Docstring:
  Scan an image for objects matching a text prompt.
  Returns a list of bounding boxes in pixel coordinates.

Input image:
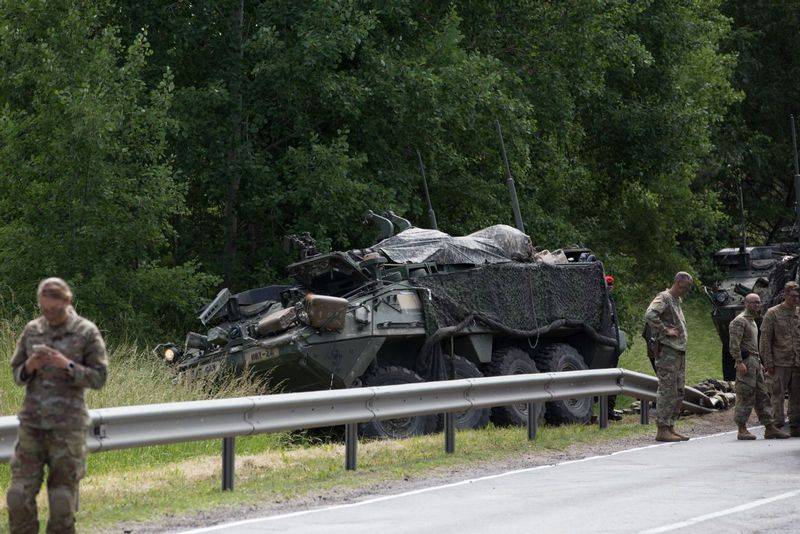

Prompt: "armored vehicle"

[156,218,622,439]
[705,245,792,379]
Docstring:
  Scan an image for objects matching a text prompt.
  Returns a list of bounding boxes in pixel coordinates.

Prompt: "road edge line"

[638,487,800,533]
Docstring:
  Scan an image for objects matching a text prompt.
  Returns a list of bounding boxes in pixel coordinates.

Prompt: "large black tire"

[438,356,491,431]
[535,343,593,425]
[359,365,437,439]
[483,346,544,426]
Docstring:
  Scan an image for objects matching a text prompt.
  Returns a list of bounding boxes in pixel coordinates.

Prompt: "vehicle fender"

[343,337,386,387]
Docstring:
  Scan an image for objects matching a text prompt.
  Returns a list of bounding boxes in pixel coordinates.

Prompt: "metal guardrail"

[0,368,713,490]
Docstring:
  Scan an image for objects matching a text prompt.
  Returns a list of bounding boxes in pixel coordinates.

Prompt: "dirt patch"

[111,409,742,533]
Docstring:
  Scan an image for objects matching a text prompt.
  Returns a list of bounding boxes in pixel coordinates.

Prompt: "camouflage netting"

[413,261,617,379]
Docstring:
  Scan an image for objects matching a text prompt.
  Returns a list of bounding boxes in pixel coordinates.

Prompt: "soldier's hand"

[42,348,72,370]
[24,353,46,374]
[665,327,679,337]
[765,366,775,377]
[736,362,748,376]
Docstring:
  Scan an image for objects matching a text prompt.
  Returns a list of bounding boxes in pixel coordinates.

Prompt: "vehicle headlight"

[153,342,181,363]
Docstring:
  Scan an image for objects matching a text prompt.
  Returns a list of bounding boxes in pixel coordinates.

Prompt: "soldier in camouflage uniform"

[729,293,789,440]
[645,272,692,442]
[6,278,108,534]
[759,281,800,436]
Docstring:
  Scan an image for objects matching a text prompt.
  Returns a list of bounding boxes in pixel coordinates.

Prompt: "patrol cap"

[37,277,73,301]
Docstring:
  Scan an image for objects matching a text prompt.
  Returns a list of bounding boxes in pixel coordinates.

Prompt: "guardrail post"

[345,423,358,470]
[640,398,650,425]
[599,396,609,429]
[444,336,456,454]
[444,412,456,453]
[527,402,538,440]
[222,437,235,491]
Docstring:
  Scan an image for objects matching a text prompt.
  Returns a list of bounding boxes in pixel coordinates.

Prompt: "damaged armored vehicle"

[156,214,621,439]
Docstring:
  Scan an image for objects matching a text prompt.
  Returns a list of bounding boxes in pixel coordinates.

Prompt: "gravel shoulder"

[114,409,740,533]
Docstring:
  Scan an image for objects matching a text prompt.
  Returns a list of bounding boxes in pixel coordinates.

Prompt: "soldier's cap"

[37,277,73,301]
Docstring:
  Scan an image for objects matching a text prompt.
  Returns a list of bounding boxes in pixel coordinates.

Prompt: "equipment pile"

[622,377,736,415]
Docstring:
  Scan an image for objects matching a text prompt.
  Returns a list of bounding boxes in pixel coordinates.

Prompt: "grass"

[0,296,723,531]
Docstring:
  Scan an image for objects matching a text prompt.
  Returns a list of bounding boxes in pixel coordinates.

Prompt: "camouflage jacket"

[644,290,687,352]
[759,304,800,368]
[729,309,759,363]
[10,307,108,430]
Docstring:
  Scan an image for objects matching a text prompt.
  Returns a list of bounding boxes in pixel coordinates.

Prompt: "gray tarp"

[374,224,534,264]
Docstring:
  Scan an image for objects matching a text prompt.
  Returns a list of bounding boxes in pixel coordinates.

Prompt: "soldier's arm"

[10,328,31,385]
[728,318,744,363]
[644,295,668,335]
[759,311,775,368]
[68,326,108,389]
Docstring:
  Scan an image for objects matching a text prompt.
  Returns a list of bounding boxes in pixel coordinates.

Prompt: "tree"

[0,0,216,334]
[114,1,534,289]
[706,1,800,246]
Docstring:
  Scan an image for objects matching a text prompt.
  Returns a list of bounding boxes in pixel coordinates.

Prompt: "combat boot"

[764,425,790,439]
[737,424,756,440]
[789,426,800,437]
[656,425,682,442]
[669,426,690,441]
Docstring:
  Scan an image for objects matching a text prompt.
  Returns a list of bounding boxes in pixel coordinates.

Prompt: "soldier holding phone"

[6,278,108,534]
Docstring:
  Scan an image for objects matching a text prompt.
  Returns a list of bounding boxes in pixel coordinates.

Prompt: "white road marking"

[638,488,800,533]
[178,427,749,533]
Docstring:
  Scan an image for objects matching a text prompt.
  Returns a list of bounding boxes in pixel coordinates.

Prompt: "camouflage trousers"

[6,426,86,534]
[733,356,773,426]
[655,345,685,427]
[770,366,800,429]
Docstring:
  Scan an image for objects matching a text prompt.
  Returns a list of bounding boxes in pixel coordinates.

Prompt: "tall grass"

[0,313,281,495]
[0,318,265,417]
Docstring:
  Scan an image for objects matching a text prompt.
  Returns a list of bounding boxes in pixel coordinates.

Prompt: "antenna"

[792,115,800,235]
[416,149,438,230]
[737,181,748,265]
[495,120,525,233]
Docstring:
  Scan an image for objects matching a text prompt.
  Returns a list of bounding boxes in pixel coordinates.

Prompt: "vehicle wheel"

[438,355,491,431]
[359,365,437,439]
[535,343,593,425]
[483,346,544,426]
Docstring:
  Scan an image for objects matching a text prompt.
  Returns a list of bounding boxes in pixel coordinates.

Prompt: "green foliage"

[0,0,764,334]
[0,0,217,336]
[704,1,800,248]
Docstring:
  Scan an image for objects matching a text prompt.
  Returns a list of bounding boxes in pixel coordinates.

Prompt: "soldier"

[645,272,692,442]
[6,278,108,534]
[760,281,800,436]
[729,293,789,440]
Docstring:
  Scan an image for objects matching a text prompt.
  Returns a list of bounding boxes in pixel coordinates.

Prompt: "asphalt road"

[182,427,800,534]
